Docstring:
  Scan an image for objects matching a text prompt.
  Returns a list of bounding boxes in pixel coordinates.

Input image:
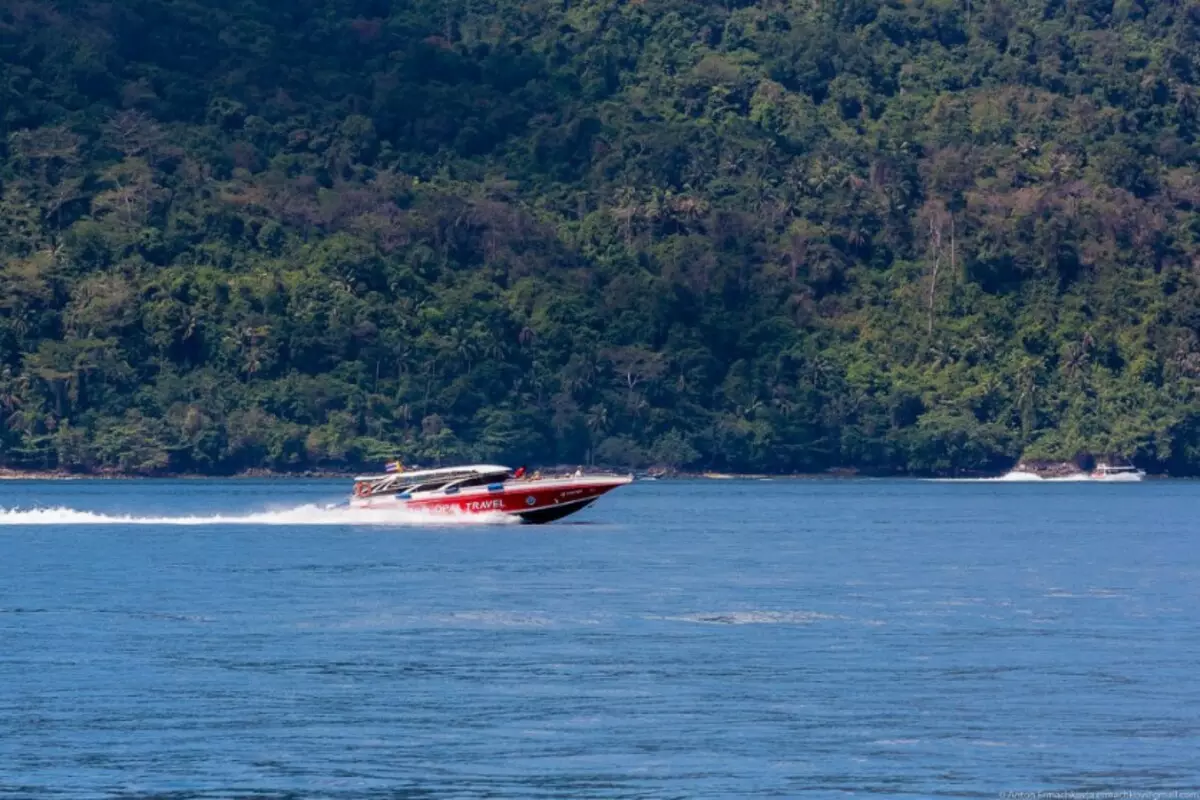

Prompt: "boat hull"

[349,475,632,523]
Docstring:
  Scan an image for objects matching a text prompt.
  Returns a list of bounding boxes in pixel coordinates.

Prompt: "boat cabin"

[1092,463,1140,475]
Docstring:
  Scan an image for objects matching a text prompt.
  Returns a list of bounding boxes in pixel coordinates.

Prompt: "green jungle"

[3,0,1200,476]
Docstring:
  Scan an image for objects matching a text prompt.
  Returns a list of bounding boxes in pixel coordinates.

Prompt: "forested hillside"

[3,0,1200,475]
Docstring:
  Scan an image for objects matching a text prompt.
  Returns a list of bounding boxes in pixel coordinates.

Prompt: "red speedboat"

[348,464,633,523]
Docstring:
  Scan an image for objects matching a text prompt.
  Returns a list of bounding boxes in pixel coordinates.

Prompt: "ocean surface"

[2,478,1199,799]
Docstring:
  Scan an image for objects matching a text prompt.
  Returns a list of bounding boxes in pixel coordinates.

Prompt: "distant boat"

[1089,463,1145,482]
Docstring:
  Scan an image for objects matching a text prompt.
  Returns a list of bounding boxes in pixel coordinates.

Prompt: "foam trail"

[0,504,518,526]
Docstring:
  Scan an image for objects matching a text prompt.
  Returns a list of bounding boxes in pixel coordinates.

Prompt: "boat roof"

[353,464,511,482]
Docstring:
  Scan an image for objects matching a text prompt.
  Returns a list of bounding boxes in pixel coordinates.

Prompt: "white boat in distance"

[1089,463,1146,482]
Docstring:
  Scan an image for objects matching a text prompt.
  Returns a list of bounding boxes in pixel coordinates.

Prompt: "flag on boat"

[384,461,403,473]
[513,466,526,479]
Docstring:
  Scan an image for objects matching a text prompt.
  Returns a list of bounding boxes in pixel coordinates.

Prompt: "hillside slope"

[3,0,1200,475]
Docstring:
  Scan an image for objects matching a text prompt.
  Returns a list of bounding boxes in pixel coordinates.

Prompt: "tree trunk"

[927,252,940,337]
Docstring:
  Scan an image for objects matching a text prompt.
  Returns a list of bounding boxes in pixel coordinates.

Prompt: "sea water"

[1,478,1198,798]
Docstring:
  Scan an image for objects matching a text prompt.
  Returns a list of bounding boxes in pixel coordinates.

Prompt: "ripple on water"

[655,610,847,625]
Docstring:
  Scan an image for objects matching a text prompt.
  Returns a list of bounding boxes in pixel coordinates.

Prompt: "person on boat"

[573,467,582,477]
[531,470,542,481]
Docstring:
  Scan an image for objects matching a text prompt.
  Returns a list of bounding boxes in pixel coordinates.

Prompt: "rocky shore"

[1010,460,1086,478]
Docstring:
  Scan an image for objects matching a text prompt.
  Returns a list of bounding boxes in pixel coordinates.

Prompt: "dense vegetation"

[3,0,1200,475]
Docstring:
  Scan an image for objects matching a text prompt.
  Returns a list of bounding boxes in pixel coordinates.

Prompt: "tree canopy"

[2,0,1200,475]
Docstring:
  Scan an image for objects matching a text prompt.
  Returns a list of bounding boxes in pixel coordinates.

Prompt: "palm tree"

[585,404,610,465]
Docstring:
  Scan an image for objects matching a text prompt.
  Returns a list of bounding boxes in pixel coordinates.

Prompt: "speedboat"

[348,464,633,523]
[1089,463,1146,482]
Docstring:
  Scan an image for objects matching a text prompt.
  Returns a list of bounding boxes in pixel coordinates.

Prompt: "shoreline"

[0,467,1177,481]
[0,468,364,481]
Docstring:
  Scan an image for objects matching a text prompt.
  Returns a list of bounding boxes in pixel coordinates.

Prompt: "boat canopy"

[353,464,512,483]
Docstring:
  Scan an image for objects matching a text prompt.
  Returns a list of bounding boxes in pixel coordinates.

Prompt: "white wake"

[928,471,1092,483]
[0,503,518,526]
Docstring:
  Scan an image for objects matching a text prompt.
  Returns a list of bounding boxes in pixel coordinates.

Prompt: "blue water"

[2,478,1199,798]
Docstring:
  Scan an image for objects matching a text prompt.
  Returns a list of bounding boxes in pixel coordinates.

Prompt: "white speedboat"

[1089,463,1146,482]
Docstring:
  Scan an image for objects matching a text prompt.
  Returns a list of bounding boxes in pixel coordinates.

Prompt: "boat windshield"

[447,474,505,490]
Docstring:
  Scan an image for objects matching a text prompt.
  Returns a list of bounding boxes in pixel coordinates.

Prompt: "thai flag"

[385,461,402,473]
